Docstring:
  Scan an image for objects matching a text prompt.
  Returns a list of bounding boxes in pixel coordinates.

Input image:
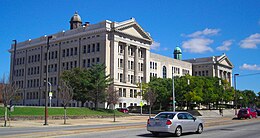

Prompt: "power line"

[236,72,260,77]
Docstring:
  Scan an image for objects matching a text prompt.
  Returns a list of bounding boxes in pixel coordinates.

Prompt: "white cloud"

[182,38,214,53]
[216,40,233,51]
[240,64,260,71]
[185,28,220,38]
[239,33,260,49]
[150,41,160,50]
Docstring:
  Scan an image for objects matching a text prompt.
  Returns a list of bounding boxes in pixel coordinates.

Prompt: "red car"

[117,108,129,113]
[237,108,257,119]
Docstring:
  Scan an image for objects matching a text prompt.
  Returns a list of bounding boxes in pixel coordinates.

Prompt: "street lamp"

[44,35,53,125]
[44,80,52,107]
[234,73,239,116]
[172,52,175,112]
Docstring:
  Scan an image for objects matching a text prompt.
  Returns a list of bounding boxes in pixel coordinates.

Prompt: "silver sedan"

[147,112,204,137]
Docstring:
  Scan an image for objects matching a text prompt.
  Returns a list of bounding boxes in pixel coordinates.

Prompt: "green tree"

[185,76,203,110]
[148,78,172,110]
[61,68,89,106]
[87,64,113,110]
[174,75,190,110]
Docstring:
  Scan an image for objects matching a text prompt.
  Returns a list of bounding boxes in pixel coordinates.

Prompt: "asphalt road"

[58,121,260,138]
[1,118,260,138]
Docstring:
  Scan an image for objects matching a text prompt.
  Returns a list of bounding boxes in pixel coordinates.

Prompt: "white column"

[134,46,139,83]
[144,49,150,83]
[230,72,233,86]
[110,40,119,81]
[124,44,129,82]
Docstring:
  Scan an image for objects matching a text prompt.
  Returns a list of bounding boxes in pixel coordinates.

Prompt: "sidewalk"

[3,115,148,128]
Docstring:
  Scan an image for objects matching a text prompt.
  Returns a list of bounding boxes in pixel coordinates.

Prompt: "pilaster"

[124,44,129,82]
[134,46,139,83]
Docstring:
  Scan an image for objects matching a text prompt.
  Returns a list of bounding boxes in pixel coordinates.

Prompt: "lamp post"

[234,73,239,116]
[44,80,52,107]
[172,52,175,112]
[44,36,52,125]
[12,40,17,83]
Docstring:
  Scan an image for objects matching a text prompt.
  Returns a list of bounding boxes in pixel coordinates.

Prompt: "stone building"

[9,12,192,108]
[9,12,231,108]
[185,54,234,85]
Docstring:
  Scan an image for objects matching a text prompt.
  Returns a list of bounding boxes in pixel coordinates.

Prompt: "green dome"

[174,47,182,52]
[174,46,182,60]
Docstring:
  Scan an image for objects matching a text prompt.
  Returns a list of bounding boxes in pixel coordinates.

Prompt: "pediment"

[120,25,145,38]
[218,56,234,68]
[115,21,152,42]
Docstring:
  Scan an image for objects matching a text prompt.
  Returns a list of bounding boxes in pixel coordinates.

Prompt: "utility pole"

[234,74,239,116]
[44,36,52,125]
[172,52,175,112]
[12,40,17,83]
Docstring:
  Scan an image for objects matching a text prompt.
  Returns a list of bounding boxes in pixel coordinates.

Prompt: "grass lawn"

[0,106,125,117]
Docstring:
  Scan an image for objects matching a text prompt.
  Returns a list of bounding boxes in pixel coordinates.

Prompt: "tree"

[61,68,89,106]
[143,88,157,118]
[59,80,73,124]
[0,75,18,127]
[148,78,172,110]
[175,75,191,110]
[61,64,113,109]
[106,85,120,122]
[87,64,113,110]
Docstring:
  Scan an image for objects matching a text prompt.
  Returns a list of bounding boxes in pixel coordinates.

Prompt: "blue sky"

[0,0,259,93]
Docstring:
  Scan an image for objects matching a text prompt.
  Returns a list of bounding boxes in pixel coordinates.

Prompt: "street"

[59,121,260,138]
[1,118,259,138]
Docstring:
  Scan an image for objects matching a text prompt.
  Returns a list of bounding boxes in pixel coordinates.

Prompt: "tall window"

[96,43,100,52]
[83,45,86,53]
[163,66,167,78]
[92,44,95,52]
[119,88,122,97]
[87,45,90,53]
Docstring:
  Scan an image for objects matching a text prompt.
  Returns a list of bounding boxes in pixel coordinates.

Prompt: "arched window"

[163,66,167,78]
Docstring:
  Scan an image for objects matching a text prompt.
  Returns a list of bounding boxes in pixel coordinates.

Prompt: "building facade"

[185,54,234,85]
[9,12,231,108]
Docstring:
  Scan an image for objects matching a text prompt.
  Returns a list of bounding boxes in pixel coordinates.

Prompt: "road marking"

[0,124,146,138]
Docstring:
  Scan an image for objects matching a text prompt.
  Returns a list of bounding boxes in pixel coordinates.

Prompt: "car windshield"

[155,113,176,119]
[239,109,247,113]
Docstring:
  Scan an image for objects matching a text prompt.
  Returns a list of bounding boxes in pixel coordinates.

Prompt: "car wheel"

[175,126,182,137]
[151,132,159,136]
[196,124,203,134]
[249,115,252,119]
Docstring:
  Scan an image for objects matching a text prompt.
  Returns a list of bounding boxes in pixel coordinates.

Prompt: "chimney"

[83,22,90,28]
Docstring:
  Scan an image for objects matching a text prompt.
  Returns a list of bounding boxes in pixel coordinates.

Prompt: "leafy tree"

[237,90,257,108]
[185,76,203,109]
[86,64,113,110]
[174,75,190,110]
[58,80,73,124]
[148,78,172,110]
[61,68,89,106]
[61,64,113,109]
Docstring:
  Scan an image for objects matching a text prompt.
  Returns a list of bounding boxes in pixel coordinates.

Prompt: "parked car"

[117,108,129,113]
[256,108,260,116]
[147,112,204,137]
[237,108,257,119]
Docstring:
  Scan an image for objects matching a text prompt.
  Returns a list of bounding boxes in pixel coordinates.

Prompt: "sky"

[0,0,259,93]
